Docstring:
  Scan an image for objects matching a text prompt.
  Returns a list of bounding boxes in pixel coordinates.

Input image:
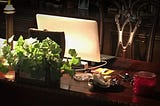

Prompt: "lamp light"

[36,14,101,63]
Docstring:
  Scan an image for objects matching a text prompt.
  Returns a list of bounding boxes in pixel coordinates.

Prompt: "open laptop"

[36,14,101,62]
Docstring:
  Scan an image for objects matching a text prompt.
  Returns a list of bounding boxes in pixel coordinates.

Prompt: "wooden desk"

[0,57,160,106]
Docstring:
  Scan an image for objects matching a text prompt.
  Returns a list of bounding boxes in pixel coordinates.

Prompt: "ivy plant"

[1,35,81,79]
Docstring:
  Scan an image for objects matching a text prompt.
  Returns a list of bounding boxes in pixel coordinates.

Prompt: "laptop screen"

[36,14,101,62]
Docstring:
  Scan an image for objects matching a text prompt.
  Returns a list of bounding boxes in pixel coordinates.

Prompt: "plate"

[73,72,93,81]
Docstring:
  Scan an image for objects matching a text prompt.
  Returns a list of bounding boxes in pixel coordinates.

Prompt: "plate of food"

[88,68,122,91]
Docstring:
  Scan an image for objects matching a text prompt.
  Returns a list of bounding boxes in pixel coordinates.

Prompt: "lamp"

[3,0,15,49]
[36,14,101,63]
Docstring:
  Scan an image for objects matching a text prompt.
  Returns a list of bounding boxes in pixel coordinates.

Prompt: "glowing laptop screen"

[36,14,100,62]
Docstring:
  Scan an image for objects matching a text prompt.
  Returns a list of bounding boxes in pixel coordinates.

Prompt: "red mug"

[133,71,157,96]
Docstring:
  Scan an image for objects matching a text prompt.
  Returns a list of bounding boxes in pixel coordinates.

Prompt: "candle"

[133,71,157,97]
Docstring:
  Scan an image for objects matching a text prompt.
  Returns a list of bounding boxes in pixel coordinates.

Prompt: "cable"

[75,61,107,72]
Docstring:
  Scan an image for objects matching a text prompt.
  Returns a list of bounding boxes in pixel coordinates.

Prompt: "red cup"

[133,71,157,96]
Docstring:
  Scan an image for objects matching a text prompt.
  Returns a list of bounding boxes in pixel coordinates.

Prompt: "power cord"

[75,60,107,72]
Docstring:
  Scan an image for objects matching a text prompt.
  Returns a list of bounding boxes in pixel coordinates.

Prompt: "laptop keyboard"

[100,54,116,62]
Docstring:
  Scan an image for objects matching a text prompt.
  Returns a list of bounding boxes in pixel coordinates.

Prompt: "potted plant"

[1,35,80,88]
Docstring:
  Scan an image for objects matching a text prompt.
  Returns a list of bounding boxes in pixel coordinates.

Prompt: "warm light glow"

[0,38,17,50]
[36,14,101,62]
[5,71,15,81]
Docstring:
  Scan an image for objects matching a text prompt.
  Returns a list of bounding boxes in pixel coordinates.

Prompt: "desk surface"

[0,57,160,106]
[60,57,160,106]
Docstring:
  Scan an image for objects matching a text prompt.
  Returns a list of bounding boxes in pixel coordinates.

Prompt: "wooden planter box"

[15,69,61,88]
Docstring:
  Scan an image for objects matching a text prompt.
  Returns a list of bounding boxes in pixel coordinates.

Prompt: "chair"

[133,0,160,62]
[108,0,160,62]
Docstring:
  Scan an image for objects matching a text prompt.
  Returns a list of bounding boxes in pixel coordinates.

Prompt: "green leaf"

[16,35,25,47]
[69,49,77,57]
[61,63,75,77]
[69,57,81,66]
[0,63,9,74]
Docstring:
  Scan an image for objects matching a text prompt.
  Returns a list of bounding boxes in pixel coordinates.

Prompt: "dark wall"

[0,0,160,63]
